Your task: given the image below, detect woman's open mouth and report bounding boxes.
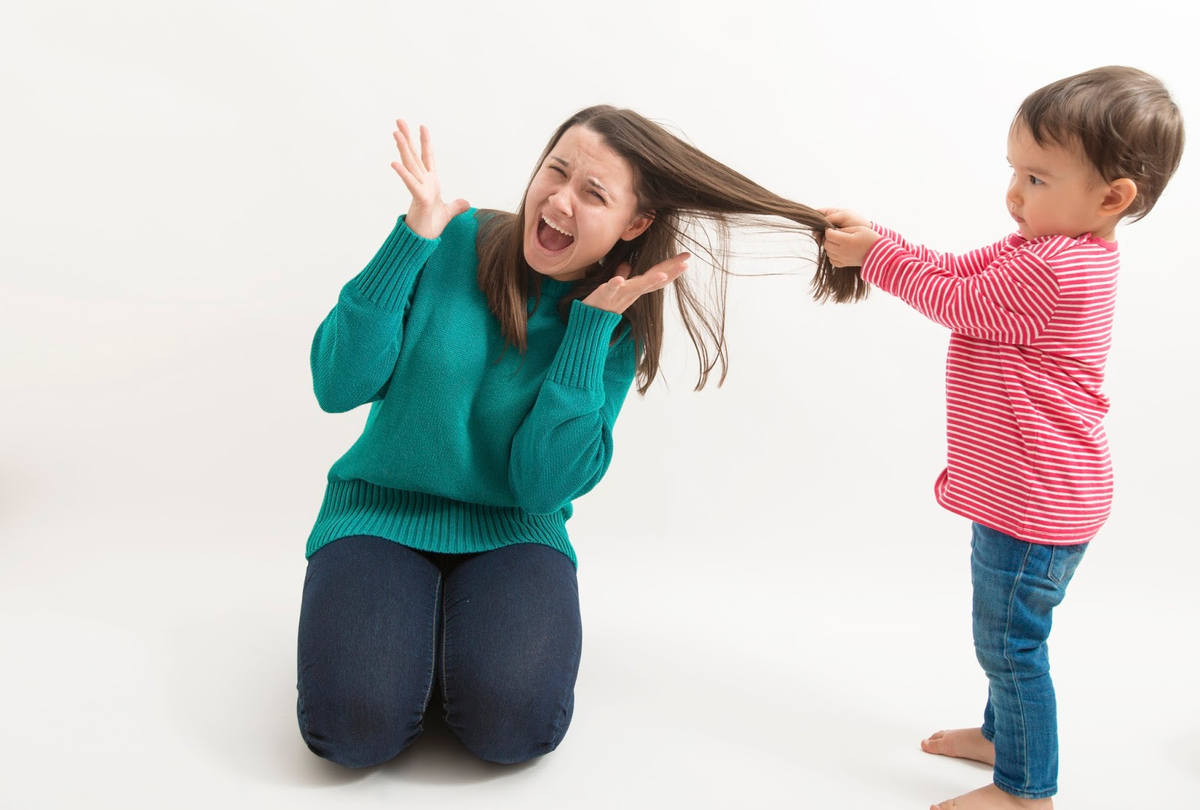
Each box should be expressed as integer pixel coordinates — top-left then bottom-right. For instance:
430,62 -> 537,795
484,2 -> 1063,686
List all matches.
536,215 -> 575,253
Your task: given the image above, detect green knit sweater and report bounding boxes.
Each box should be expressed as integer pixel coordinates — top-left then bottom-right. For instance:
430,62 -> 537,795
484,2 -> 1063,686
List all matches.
306,211 -> 637,566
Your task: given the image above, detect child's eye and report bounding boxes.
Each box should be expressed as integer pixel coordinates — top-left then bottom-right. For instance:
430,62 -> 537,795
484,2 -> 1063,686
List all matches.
1029,175 -> 1044,185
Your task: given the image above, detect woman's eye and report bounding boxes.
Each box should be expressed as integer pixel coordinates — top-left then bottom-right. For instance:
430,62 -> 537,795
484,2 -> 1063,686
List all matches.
590,191 -> 605,201
548,165 -> 566,176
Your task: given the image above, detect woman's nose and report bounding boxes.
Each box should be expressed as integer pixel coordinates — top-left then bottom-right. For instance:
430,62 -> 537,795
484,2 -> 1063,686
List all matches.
548,188 -> 573,216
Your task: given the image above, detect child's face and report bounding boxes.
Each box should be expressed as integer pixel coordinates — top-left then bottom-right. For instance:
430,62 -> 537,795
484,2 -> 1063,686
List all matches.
1005,122 -> 1109,241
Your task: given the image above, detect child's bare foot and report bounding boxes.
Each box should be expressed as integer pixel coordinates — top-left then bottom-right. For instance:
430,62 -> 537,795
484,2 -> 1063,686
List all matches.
931,783 -> 1052,809
921,727 -> 995,766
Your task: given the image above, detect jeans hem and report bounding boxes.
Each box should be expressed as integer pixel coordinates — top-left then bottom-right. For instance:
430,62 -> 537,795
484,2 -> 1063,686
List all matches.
993,776 -> 1057,800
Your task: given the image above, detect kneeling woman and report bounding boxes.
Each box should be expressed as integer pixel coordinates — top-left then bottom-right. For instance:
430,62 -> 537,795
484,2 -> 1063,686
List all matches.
296,105 -> 862,768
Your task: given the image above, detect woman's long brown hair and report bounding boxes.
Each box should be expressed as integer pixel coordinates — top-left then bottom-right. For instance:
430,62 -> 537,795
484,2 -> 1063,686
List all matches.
477,105 -> 866,394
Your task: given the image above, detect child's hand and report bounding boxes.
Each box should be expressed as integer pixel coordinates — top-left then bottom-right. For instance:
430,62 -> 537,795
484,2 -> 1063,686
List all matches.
819,207 -> 871,230
824,225 -> 882,268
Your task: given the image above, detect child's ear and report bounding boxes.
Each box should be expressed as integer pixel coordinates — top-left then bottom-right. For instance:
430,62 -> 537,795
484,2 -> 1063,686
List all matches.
1100,178 -> 1138,218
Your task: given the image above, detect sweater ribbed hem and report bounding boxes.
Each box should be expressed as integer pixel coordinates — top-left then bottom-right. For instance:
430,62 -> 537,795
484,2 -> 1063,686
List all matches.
353,217 -> 440,311
546,300 -> 623,390
306,478 -> 578,566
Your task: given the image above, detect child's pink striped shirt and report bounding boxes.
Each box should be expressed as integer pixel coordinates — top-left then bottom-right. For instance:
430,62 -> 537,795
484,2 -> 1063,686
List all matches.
861,225 -> 1119,544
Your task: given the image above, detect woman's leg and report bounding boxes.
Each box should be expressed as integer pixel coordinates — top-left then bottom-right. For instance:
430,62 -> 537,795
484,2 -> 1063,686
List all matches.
296,535 -> 442,768
970,522 -> 1087,800
439,543 -> 582,764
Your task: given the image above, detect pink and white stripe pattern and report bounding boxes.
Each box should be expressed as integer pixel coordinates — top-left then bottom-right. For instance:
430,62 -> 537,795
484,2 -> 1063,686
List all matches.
862,226 -> 1119,544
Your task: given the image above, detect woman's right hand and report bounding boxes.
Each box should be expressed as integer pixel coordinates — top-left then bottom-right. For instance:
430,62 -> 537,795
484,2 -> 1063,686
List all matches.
390,118 -> 470,240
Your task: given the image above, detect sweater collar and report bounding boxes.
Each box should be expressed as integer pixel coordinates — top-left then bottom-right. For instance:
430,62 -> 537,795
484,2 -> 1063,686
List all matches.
536,276 -> 577,299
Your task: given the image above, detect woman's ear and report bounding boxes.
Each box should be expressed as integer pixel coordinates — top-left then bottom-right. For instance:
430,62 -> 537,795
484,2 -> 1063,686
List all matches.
621,212 -> 654,241
1100,178 -> 1138,218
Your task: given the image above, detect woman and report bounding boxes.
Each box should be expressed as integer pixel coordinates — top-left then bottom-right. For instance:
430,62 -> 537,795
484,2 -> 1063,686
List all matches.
297,105 -> 863,769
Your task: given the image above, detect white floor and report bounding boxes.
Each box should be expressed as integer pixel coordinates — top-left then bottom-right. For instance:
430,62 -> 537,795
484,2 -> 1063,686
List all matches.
3,367 -> 1198,808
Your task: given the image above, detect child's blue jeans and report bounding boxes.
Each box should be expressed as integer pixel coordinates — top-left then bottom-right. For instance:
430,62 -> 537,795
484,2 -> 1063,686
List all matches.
971,522 -> 1087,799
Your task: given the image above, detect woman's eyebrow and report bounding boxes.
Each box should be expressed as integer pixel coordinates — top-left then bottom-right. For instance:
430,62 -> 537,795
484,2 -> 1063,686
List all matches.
548,156 -> 612,195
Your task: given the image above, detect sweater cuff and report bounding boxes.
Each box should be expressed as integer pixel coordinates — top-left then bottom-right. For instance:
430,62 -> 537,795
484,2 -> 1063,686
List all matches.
352,216 -> 440,311
546,300 -> 624,390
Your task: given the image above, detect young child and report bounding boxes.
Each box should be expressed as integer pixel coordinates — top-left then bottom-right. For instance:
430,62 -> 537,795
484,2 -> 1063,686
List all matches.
821,66 -> 1185,809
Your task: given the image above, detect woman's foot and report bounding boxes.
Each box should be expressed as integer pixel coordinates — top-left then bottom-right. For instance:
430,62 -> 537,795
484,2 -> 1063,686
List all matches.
921,727 -> 995,766
931,783 -> 1052,809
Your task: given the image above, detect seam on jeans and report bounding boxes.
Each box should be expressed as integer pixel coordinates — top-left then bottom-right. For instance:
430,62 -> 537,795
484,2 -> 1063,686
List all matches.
439,580 -> 451,721
1046,545 -> 1058,583
419,570 -> 443,721
1002,540 -> 1034,793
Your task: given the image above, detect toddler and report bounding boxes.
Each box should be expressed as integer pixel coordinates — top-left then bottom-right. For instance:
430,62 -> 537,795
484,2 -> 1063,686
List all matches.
822,66 -> 1185,809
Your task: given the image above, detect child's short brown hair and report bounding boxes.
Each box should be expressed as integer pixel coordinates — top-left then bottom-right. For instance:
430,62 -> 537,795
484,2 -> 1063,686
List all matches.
1015,66 -> 1185,221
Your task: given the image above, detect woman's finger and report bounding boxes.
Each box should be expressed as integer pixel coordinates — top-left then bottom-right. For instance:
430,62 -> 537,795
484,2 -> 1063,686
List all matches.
420,124 -> 437,173
627,265 -> 684,297
390,160 -> 419,194
393,120 -> 425,180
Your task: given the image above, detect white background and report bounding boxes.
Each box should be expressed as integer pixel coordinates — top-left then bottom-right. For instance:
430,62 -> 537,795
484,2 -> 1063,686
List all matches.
2,1 -> 1197,807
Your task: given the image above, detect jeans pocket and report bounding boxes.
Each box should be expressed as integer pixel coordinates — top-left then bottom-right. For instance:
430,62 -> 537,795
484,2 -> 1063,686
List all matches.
1047,542 -> 1087,585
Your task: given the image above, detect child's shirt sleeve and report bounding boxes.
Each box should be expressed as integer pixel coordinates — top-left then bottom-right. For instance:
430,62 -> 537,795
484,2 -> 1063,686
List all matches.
862,231 -> 1062,345
871,224 -> 1015,278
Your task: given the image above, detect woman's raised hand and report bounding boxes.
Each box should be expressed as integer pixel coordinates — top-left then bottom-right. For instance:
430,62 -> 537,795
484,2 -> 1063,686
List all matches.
390,119 -> 470,240
582,253 -> 690,315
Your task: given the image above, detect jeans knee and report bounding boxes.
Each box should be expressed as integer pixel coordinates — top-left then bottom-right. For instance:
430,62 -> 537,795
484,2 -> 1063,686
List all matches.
974,640 -> 1004,676
297,691 -> 423,768
449,688 -> 575,765
974,641 -> 1050,681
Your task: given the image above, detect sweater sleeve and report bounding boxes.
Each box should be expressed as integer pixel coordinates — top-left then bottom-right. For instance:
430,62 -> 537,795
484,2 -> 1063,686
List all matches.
507,300 -> 638,515
871,224 -> 1015,278
310,217 -> 440,413
862,234 -> 1061,344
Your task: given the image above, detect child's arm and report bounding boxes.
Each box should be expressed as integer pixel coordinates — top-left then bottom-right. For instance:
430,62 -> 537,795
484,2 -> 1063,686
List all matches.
870,225 -> 1013,278
821,208 -> 1010,277
861,237 -> 1060,344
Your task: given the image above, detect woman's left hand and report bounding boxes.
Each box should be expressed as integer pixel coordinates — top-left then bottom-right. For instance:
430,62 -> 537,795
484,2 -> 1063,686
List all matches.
582,253 -> 690,315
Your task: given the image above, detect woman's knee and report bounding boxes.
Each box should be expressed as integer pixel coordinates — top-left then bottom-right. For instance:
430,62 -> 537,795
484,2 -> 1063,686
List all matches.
297,683 -> 427,768
446,680 -> 576,764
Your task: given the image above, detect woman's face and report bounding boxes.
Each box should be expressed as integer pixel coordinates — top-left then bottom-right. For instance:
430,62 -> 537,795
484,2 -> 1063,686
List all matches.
522,125 -> 652,280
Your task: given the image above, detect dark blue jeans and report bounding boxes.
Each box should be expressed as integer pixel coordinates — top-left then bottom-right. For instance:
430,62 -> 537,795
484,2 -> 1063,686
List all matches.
296,536 -> 582,767
971,522 -> 1087,799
